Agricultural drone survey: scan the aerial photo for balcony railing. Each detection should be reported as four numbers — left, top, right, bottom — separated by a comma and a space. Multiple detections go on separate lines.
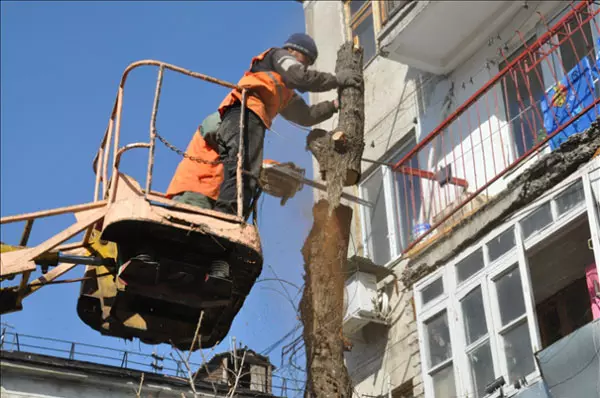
394, 1, 600, 254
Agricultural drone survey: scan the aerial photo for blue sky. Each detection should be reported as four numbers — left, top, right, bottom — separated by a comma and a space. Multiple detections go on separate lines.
1, 1, 317, 393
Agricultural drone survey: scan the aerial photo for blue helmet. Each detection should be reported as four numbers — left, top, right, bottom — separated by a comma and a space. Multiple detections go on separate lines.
283, 33, 318, 65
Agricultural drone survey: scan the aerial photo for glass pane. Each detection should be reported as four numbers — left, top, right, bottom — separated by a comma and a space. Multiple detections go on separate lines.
488, 227, 515, 263
456, 248, 484, 283
503, 321, 535, 383
555, 180, 584, 216
521, 202, 552, 239
391, 136, 420, 251
462, 287, 488, 345
425, 311, 452, 368
499, 36, 545, 158
384, 0, 410, 20
468, 342, 495, 398
495, 266, 526, 326
431, 363, 456, 398
422, 278, 444, 305
557, 15, 595, 74
353, 9, 376, 62
361, 169, 390, 265
349, 0, 367, 16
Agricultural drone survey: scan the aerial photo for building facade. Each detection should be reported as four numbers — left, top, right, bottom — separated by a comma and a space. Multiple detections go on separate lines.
302, 1, 600, 397
0, 331, 280, 398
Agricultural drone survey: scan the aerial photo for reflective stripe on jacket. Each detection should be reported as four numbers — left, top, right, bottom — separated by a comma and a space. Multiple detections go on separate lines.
218, 48, 295, 129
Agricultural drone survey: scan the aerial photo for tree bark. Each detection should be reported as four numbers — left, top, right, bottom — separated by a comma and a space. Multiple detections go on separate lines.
306, 42, 365, 210
300, 200, 354, 398
300, 42, 365, 398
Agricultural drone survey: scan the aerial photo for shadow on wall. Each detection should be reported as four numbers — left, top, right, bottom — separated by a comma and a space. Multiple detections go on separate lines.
345, 322, 388, 386
345, 283, 416, 390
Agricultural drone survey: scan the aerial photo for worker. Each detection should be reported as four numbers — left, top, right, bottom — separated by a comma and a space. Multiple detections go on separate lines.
166, 112, 223, 209
212, 33, 363, 216
167, 33, 362, 215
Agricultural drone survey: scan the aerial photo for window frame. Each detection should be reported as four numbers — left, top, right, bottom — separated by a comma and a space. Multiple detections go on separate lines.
344, 0, 379, 65
414, 159, 600, 398
359, 132, 418, 265
359, 166, 393, 265
379, 0, 411, 26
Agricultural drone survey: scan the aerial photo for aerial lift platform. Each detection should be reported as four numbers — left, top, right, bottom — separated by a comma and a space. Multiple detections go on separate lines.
0, 60, 372, 351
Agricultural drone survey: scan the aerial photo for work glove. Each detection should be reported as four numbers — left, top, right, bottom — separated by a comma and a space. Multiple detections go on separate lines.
336, 69, 363, 88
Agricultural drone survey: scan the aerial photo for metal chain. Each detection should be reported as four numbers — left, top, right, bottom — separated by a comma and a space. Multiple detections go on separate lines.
153, 129, 264, 184
154, 130, 237, 165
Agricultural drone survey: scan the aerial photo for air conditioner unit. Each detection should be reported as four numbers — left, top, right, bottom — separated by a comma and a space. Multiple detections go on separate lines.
343, 271, 390, 336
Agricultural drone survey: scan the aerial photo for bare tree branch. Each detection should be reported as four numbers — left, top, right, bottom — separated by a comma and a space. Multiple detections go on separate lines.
225, 350, 247, 398
169, 311, 208, 398
188, 311, 205, 361
135, 373, 144, 397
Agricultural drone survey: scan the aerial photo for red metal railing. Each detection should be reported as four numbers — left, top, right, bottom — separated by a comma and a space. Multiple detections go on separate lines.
395, 1, 600, 253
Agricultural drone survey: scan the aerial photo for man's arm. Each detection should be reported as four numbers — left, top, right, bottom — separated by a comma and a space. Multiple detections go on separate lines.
279, 93, 337, 127
272, 49, 338, 93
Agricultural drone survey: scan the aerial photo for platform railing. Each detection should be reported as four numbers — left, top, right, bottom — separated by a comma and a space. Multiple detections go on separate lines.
91, 61, 249, 220
395, 0, 600, 254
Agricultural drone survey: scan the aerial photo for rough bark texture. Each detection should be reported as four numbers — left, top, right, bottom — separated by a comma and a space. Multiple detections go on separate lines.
300, 200, 353, 398
307, 42, 365, 211
300, 42, 365, 398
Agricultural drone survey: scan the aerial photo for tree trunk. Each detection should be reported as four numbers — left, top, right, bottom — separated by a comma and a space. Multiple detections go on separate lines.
300, 200, 354, 398
300, 42, 364, 398
306, 42, 365, 210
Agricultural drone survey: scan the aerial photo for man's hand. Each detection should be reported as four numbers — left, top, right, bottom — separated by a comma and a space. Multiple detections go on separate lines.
336, 69, 363, 88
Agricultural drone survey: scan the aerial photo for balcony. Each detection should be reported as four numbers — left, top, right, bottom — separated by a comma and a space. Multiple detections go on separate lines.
389, 2, 600, 255
535, 318, 600, 398
379, 0, 521, 74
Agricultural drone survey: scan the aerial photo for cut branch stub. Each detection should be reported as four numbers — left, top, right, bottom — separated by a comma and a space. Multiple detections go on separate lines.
331, 131, 347, 153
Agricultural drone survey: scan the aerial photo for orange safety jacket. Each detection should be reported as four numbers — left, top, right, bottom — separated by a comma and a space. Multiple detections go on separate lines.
166, 128, 223, 200
218, 48, 295, 129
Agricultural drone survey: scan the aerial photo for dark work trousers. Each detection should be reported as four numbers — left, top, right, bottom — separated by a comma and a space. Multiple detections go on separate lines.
213, 104, 266, 216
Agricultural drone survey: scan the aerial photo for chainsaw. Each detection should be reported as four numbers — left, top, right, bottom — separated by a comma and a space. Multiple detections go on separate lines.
259, 159, 371, 207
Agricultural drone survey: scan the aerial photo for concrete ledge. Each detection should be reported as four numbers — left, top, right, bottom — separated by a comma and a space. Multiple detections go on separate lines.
402, 120, 600, 288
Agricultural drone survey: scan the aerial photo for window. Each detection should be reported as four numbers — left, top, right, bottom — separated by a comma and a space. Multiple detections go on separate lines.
359, 133, 418, 265
487, 227, 515, 263
392, 142, 422, 251
500, 35, 546, 159
361, 168, 390, 265
461, 287, 494, 397
555, 180, 585, 216
521, 202, 553, 239
346, 0, 376, 63
456, 248, 484, 283
423, 311, 456, 397
419, 239, 533, 397
421, 277, 443, 305
415, 174, 597, 398
380, 0, 413, 26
